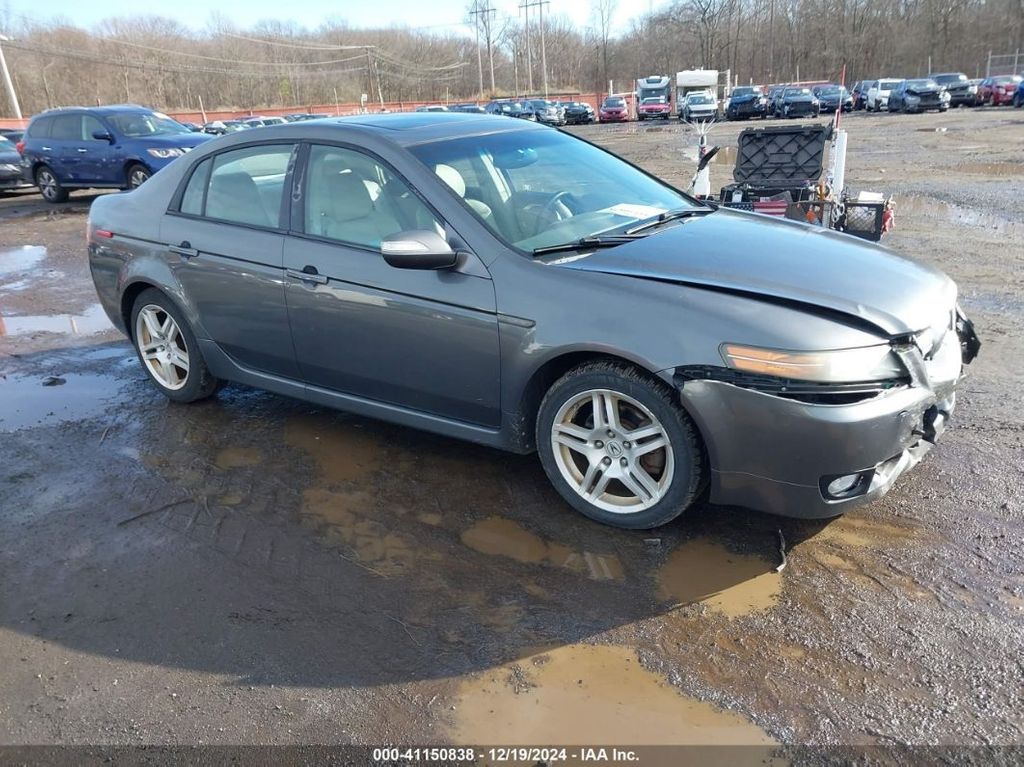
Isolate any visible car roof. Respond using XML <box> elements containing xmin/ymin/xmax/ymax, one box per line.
<box><xmin>34</xmin><ymin>103</ymin><xmax>156</xmax><ymax>117</ymax></box>
<box><xmin>204</xmin><ymin>112</ymin><xmax>544</xmax><ymax>149</ymax></box>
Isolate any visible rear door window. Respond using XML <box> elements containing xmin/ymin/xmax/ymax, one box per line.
<box><xmin>49</xmin><ymin>115</ymin><xmax>81</xmax><ymax>141</ymax></box>
<box><xmin>186</xmin><ymin>144</ymin><xmax>295</xmax><ymax>229</ymax></box>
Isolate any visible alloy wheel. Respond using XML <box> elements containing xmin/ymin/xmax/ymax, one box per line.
<box><xmin>38</xmin><ymin>170</ymin><xmax>58</xmax><ymax>201</ymax></box>
<box><xmin>135</xmin><ymin>304</ymin><xmax>189</xmax><ymax>390</ymax></box>
<box><xmin>129</xmin><ymin>167</ymin><xmax>151</xmax><ymax>189</ymax></box>
<box><xmin>550</xmin><ymin>388</ymin><xmax>674</xmax><ymax>514</ymax></box>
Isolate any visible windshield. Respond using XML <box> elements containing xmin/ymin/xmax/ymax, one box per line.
<box><xmin>732</xmin><ymin>87</ymin><xmax>760</xmax><ymax>96</ymax></box>
<box><xmin>879</xmin><ymin>80</ymin><xmax>900</xmax><ymax>89</ymax></box>
<box><xmin>935</xmin><ymin>74</ymin><xmax>967</xmax><ymax>84</ymax></box>
<box><xmin>603</xmin><ymin>98</ymin><xmax>624</xmax><ymax>107</ymax></box>
<box><xmin>687</xmin><ymin>95</ymin><xmax>712</xmax><ymax>104</ymax></box>
<box><xmin>993</xmin><ymin>75</ymin><xmax>1020</xmax><ymax>84</ymax></box>
<box><xmin>642</xmin><ymin>97</ymin><xmax>666</xmax><ymax>104</ymax></box>
<box><xmin>785</xmin><ymin>88</ymin><xmax>811</xmax><ymax>96</ymax></box>
<box><xmin>0</xmin><ymin>135</ymin><xmax>11</xmax><ymax>148</ymax></box>
<box><xmin>818</xmin><ymin>85</ymin><xmax>841</xmax><ymax>94</ymax></box>
<box><xmin>907</xmin><ymin>79</ymin><xmax>937</xmax><ymax>88</ymax></box>
<box><xmin>106</xmin><ymin>112</ymin><xmax>191</xmax><ymax>137</ymax></box>
<box><xmin>409</xmin><ymin>128</ymin><xmax>697</xmax><ymax>253</ymax></box>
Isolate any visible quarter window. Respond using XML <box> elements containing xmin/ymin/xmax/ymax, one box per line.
<box><xmin>304</xmin><ymin>144</ymin><xmax>441</xmax><ymax>249</ymax></box>
<box><xmin>182</xmin><ymin>144</ymin><xmax>295</xmax><ymax>228</ymax></box>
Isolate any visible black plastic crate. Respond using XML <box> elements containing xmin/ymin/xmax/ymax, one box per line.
<box><xmin>839</xmin><ymin>201</ymin><xmax>886</xmax><ymax>242</ymax></box>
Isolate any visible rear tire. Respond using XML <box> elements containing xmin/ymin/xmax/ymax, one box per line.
<box><xmin>536</xmin><ymin>361</ymin><xmax>704</xmax><ymax>529</ymax></box>
<box><xmin>130</xmin><ymin>288</ymin><xmax>221</xmax><ymax>403</ymax></box>
<box><xmin>35</xmin><ymin>165</ymin><xmax>68</xmax><ymax>203</ymax></box>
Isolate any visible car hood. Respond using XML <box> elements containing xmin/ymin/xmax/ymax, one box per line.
<box><xmin>785</xmin><ymin>95</ymin><xmax>816</xmax><ymax>103</ymax></box>
<box><xmin>555</xmin><ymin>209</ymin><xmax>955</xmax><ymax>336</ymax></box>
<box><xmin>0</xmin><ymin>147</ymin><xmax>20</xmax><ymax>164</ymax></box>
<box><xmin>906</xmin><ymin>85</ymin><xmax>941</xmax><ymax>96</ymax></box>
<box><xmin>131</xmin><ymin>133</ymin><xmax>213</xmax><ymax>149</ymax></box>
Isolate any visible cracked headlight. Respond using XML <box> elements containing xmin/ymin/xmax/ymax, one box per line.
<box><xmin>720</xmin><ymin>343</ymin><xmax>906</xmax><ymax>383</ymax></box>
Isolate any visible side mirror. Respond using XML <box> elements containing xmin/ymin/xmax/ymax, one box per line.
<box><xmin>381</xmin><ymin>230</ymin><xmax>458</xmax><ymax>270</ymax></box>
<box><xmin>92</xmin><ymin>131</ymin><xmax>114</xmax><ymax>143</ymax></box>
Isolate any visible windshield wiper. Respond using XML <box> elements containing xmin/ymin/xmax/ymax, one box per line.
<box><xmin>532</xmin><ymin>234</ymin><xmax>644</xmax><ymax>257</ymax></box>
<box><xmin>625</xmin><ymin>207</ymin><xmax>714</xmax><ymax>235</ymax></box>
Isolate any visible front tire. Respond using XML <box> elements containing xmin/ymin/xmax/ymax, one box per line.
<box><xmin>35</xmin><ymin>165</ymin><xmax>68</xmax><ymax>203</ymax></box>
<box><xmin>536</xmin><ymin>362</ymin><xmax>704</xmax><ymax>529</ymax></box>
<box><xmin>131</xmin><ymin>288</ymin><xmax>220</xmax><ymax>403</ymax></box>
<box><xmin>126</xmin><ymin>163</ymin><xmax>151</xmax><ymax>190</ymax></box>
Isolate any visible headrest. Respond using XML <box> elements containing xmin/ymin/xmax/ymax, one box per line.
<box><xmin>324</xmin><ymin>171</ymin><xmax>373</xmax><ymax>221</ymax></box>
<box><xmin>434</xmin><ymin>163</ymin><xmax>465</xmax><ymax>197</ymax></box>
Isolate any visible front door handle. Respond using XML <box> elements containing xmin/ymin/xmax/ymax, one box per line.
<box><xmin>286</xmin><ymin>266</ymin><xmax>328</xmax><ymax>285</ymax></box>
<box><xmin>77</xmin><ymin>148</ymin><xmax>89</xmax><ymax>153</ymax></box>
<box><xmin>169</xmin><ymin>241</ymin><xmax>198</xmax><ymax>259</ymax></box>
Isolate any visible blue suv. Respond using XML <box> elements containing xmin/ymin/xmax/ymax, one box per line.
<box><xmin>20</xmin><ymin>104</ymin><xmax>211</xmax><ymax>203</ymax></box>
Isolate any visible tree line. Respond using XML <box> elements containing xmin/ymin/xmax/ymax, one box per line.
<box><xmin>0</xmin><ymin>0</ymin><xmax>1020</xmax><ymax>117</ymax></box>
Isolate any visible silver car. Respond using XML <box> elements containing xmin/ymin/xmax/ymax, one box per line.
<box><xmin>86</xmin><ymin>112</ymin><xmax>979</xmax><ymax>529</ymax></box>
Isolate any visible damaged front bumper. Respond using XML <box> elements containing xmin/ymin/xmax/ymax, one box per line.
<box><xmin>671</xmin><ymin>311</ymin><xmax>980</xmax><ymax>519</ymax></box>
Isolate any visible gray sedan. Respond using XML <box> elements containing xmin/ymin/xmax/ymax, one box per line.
<box><xmin>86</xmin><ymin>113</ymin><xmax>979</xmax><ymax>529</ymax></box>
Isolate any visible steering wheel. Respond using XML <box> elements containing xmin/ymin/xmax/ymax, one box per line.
<box><xmin>539</xmin><ymin>191</ymin><xmax>575</xmax><ymax>224</ymax></box>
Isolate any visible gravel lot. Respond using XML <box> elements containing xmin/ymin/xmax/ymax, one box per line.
<box><xmin>0</xmin><ymin>107</ymin><xmax>1022</xmax><ymax>750</ymax></box>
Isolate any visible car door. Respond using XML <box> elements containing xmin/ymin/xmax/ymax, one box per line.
<box><xmin>160</xmin><ymin>142</ymin><xmax>300</xmax><ymax>379</ymax></box>
<box><xmin>283</xmin><ymin>143</ymin><xmax>501</xmax><ymax>427</ymax></box>
<box><xmin>47</xmin><ymin>113</ymin><xmax>82</xmax><ymax>182</ymax></box>
<box><xmin>71</xmin><ymin>114</ymin><xmax>117</xmax><ymax>185</ymax></box>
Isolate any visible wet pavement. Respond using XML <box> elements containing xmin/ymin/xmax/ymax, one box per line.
<box><xmin>0</xmin><ymin>108</ymin><xmax>1022</xmax><ymax>748</ymax></box>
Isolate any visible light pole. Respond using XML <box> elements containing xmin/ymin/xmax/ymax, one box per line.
<box><xmin>0</xmin><ymin>33</ymin><xmax>22</xmax><ymax>120</ymax></box>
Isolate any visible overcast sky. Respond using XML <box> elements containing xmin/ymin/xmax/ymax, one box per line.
<box><xmin>2</xmin><ymin>0</ymin><xmax>663</xmax><ymax>37</ymax></box>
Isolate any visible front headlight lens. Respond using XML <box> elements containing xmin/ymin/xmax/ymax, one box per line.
<box><xmin>147</xmin><ymin>148</ymin><xmax>185</xmax><ymax>159</ymax></box>
<box><xmin>720</xmin><ymin>343</ymin><xmax>906</xmax><ymax>382</ymax></box>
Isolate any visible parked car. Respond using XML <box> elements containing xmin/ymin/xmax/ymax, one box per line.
<box><xmin>775</xmin><ymin>87</ymin><xmax>820</xmax><ymax>118</ymax></box>
<box><xmin>179</xmin><ymin>122</ymin><xmax>203</xmax><ymax>132</ymax></box>
<box><xmin>19</xmin><ymin>104</ymin><xmax>212</xmax><ymax>203</ymax></box>
<box><xmin>203</xmin><ymin>120</ymin><xmax>251</xmax><ymax>135</ymax></box>
<box><xmin>244</xmin><ymin>116</ymin><xmax>289</xmax><ymax>127</ymax></box>
<box><xmin>725</xmin><ymin>86</ymin><xmax>768</xmax><ymax>120</ymax></box>
<box><xmin>866</xmin><ymin>78</ymin><xmax>901</xmax><ymax>111</ymax></box>
<box><xmin>929</xmin><ymin>72</ymin><xmax>975</xmax><ymax>108</ymax></box>
<box><xmin>415</xmin><ymin>105</ymin><xmax>449</xmax><ymax>113</ymax></box>
<box><xmin>451</xmin><ymin>103</ymin><xmax>487</xmax><ymax>114</ymax></box>
<box><xmin>968</xmin><ymin>78</ymin><xmax>985</xmax><ymax>104</ymax></box>
<box><xmin>637</xmin><ymin>96</ymin><xmax>671</xmax><ymax>120</ymax></box>
<box><xmin>850</xmin><ymin>80</ymin><xmax>869</xmax><ymax>110</ymax></box>
<box><xmin>485</xmin><ymin>100</ymin><xmax>532</xmax><ymax>119</ymax></box>
<box><xmin>679</xmin><ymin>91</ymin><xmax>718</xmax><ymax>121</ymax></box>
<box><xmin>0</xmin><ymin>134</ymin><xmax>32</xmax><ymax>192</ymax></box>
<box><xmin>558</xmin><ymin>101</ymin><xmax>594</xmax><ymax>125</ymax></box>
<box><xmin>528</xmin><ymin>99</ymin><xmax>566</xmax><ymax>126</ymax></box>
<box><xmin>85</xmin><ymin>112</ymin><xmax>979</xmax><ymax>529</ymax></box>
<box><xmin>764</xmin><ymin>86</ymin><xmax>786</xmax><ymax>117</ymax></box>
<box><xmin>977</xmin><ymin>75</ymin><xmax>1022</xmax><ymax>106</ymax></box>
<box><xmin>888</xmin><ymin>79</ymin><xmax>949</xmax><ymax>113</ymax></box>
<box><xmin>0</xmin><ymin>127</ymin><xmax>23</xmax><ymax>143</ymax></box>
<box><xmin>812</xmin><ymin>84</ymin><xmax>853</xmax><ymax>112</ymax></box>
<box><xmin>598</xmin><ymin>96</ymin><xmax>629</xmax><ymax>122</ymax></box>
<box><xmin>1015</xmin><ymin>78</ymin><xmax>1024</xmax><ymax>108</ymax></box>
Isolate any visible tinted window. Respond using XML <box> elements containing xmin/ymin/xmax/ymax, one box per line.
<box><xmin>50</xmin><ymin>115</ymin><xmax>81</xmax><ymax>141</ymax></box>
<box><xmin>305</xmin><ymin>144</ymin><xmax>440</xmax><ymax>249</ymax></box>
<box><xmin>106</xmin><ymin>111</ymin><xmax>191</xmax><ymax>137</ymax></box>
<box><xmin>179</xmin><ymin>157</ymin><xmax>212</xmax><ymax>216</ymax></box>
<box><xmin>27</xmin><ymin>116</ymin><xmax>54</xmax><ymax>139</ymax></box>
<box><xmin>203</xmin><ymin>144</ymin><xmax>295</xmax><ymax>228</ymax></box>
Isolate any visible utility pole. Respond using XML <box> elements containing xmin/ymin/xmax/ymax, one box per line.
<box><xmin>520</xmin><ymin>1</ymin><xmax>533</xmax><ymax>94</ymax></box>
<box><xmin>520</xmin><ymin>0</ymin><xmax>549</xmax><ymax>97</ymax></box>
<box><xmin>0</xmin><ymin>33</ymin><xmax>22</xmax><ymax>120</ymax></box>
<box><xmin>469</xmin><ymin>2</ymin><xmax>497</xmax><ymax>95</ymax></box>
<box><xmin>471</xmin><ymin>1</ymin><xmax>484</xmax><ymax>96</ymax></box>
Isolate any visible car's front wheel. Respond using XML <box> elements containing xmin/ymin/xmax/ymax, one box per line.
<box><xmin>35</xmin><ymin>165</ymin><xmax>68</xmax><ymax>203</ymax></box>
<box><xmin>131</xmin><ymin>288</ymin><xmax>220</xmax><ymax>403</ymax></box>
<box><xmin>536</xmin><ymin>362</ymin><xmax>704</xmax><ymax>529</ymax></box>
<box><xmin>126</xmin><ymin>163</ymin><xmax>151</xmax><ymax>190</ymax></box>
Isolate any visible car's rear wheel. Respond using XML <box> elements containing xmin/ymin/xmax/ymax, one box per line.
<box><xmin>131</xmin><ymin>288</ymin><xmax>220</xmax><ymax>403</ymax></box>
<box><xmin>126</xmin><ymin>163</ymin><xmax>151</xmax><ymax>190</ymax></box>
<box><xmin>35</xmin><ymin>165</ymin><xmax>68</xmax><ymax>203</ymax></box>
<box><xmin>536</xmin><ymin>362</ymin><xmax>704</xmax><ymax>529</ymax></box>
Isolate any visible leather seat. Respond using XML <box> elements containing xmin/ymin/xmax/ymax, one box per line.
<box><xmin>206</xmin><ymin>171</ymin><xmax>271</xmax><ymax>227</ymax></box>
<box><xmin>434</xmin><ymin>164</ymin><xmax>493</xmax><ymax>222</ymax></box>
<box><xmin>314</xmin><ymin>169</ymin><xmax>401</xmax><ymax>247</ymax></box>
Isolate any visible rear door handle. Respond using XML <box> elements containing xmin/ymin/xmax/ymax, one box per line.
<box><xmin>77</xmin><ymin>148</ymin><xmax>89</xmax><ymax>153</ymax></box>
<box><xmin>286</xmin><ymin>267</ymin><xmax>328</xmax><ymax>285</ymax></box>
<box><xmin>169</xmin><ymin>241</ymin><xmax>198</xmax><ymax>259</ymax></box>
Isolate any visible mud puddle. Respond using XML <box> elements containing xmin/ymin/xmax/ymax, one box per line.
<box><xmin>461</xmin><ymin>516</ymin><xmax>624</xmax><ymax>581</ymax></box>
<box><xmin>0</xmin><ymin>245</ymin><xmax>47</xmax><ymax>277</ymax></box>
<box><xmin>0</xmin><ymin>304</ymin><xmax>114</xmax><ymax>337</ymax></box>
<box><xmin>448</xmin><ymin>644</ymin><xmax>775</xmax><ymax>749</ymax></box>
<box><xmin>656</xmin><ymin>538</ymin><xmax>781</xmax><ymax>618</ymax></box>
<box><xmin>284</xmin><ymin>415</ymin><xmax>387</xmax><ymax>485</ymax></box>
<box><xmin>0</xmin><ymin>371</ymin><xmax>123</xmax><ymax>431</ymax></box>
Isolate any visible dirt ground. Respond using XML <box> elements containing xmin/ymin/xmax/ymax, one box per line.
<box><xmin>0</xmin><ymin>107</ymin><xmax>1022</xmax><ymax>752</ymax></box>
